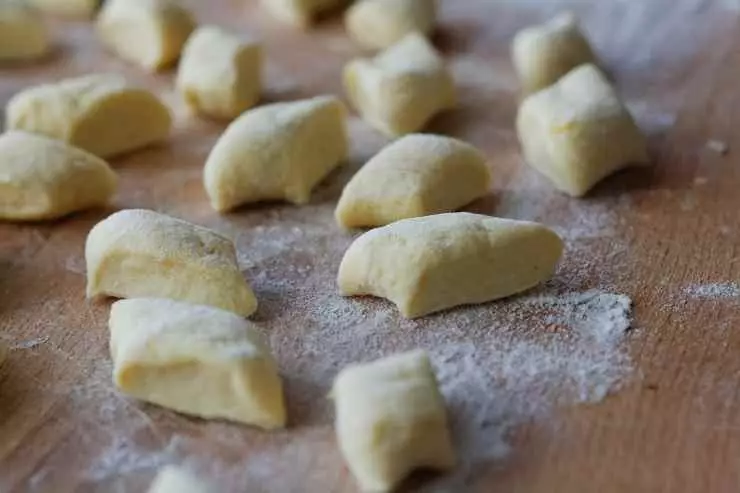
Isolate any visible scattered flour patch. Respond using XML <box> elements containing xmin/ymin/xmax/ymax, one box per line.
<box><xmin>684</xmin><ymin>283</ymin><xmax>740</xmax><ymax>299</ymax></box>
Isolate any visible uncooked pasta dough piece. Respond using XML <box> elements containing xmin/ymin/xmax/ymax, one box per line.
<box><xmin>343</xmin><ymin>33</ymin><xmax>455</xmax><ymax>137</ymax></box>
<box><xmin>110</xmin><ymin>298</ymin><xmax>286</xmax><ymax>429</ymax></box>
<box><xmin>176</xmin><ymin>25</ymin><xmax>261</xmax><ymax>120</ymax></box>
<box><xmin>86</xmin><ymin>209</ymin><xmax>257</xmax><ymax>317</ymax></box>
<box><xmin>29</xmin><ymin>0</ymin><xmax>99</xmax><ymax>17</ymax></box>
<box><xmin>345</xmin><ymin>0</ymin><xmax>436</xmax><ymax>50</ymax></box>
<box><xmin>148</xmin><ymin>466</ymin><xmax>211</xmax><ymax>493</ymax></box>
<box><xmin>204</xmin><ymin>95</ymin><xmax>348</xmax><ymax>211</ymax></box>
<box><xmin>512</xmin><ymin>12</ymin><xmax>597</xmax><ymax>93</ymax></box>
<box><xmin>0</xmin><ymin>131</ymin><xmax>117</xmax><ymax>221</ymax></box>
<box><xmin>5</xmin><ymin>73</ymin><xmax>172</xmax><ymax>159</ymax></box>
<box><xmin>0</xmin><ymin>1</ymin><xmax>49</xmax><ymax>61</ymax></box>
<box><xmin>338</xmin><ymin>212</ymin><xmax>563</xmax><ymax>318</ymax></box>
<box><xmin>333</xmin><ymin>350</ymin><xmax>455</xmax><ymax>492</ymax></box>
<box><xmin>517</xmin><ymin>64</ymin><xmax>649</xmax><ymax>197</ymax></box>
<box><xmin>336</xmin><ymin>134</ymin><xmax>490</xmax><ymax>228</ymax></box>
<box><xmin>96</xmin><ymin>0</ymin><xmax>195</xmax><ymax>71</ymax></box>
<box><xmin>262</xmin><ymin>0</ymin><xmax>345</xmax><ymax>27</ymax></box>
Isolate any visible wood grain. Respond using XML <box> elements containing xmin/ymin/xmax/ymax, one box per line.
<box><xmin>2</xmin><ymin>0</ymin><xmax>740</xmax><ymax>492</ymax></box>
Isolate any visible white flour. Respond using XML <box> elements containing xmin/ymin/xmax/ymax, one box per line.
<box><xmin>684</xmin><ymin>283</ymin><xmax>740</xmax><ymax>299</ymax></box>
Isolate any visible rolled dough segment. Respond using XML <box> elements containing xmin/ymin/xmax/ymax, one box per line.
<box><xmin>338</xmin><ymin>212</ymin><xmax>564</xmax><ymax>318</ymax></box>
<box><xmin>110</xmin><ymin>298</ymin><xmax>286</xmax><ymax>429</ymax></box>
<box><xmin>5</xmin><ymin>73</ymin><xmax>172</xmax><ymax>159</ymax></box>
<box><xmin>0</xmin><ymin>131</ymin><xmax>117</xmax><ymax>221</ymax></box>
<box><xmin>333</xmin><ymin>349</ymin><xmax>455</xmax><ymax>491</ymax></box>
<box><xmin>148</xmin><ymin>466</ymin><xmax>211</xmax><ymax>493</ymax></box>
<box><xmin>86</xmin><ymin>209</ymin><xmax>258</xmax><ymax>317</ymax></box>
<box><xmin>345</xmin><ymin>0</ymin><xmax>436</xmax><ymax>50</ymax></box>
<box><xmin>516</xmin><ymin>63</ymin><xmax>649</xmax><ymax>197</ymax></box>
<box><xmin>262</xmin><ymin>0</ymin><xmax>346</xmax><ymax>27</ymax></box>
<box><xmin>0</xmin><ymin>1</ymin><xmax>49</xmax><ymax>62</ymax></box>
<box><xmin>29</xmin><ymin>0</ymin><xmax>100</xmax><ymax>17</ymax></box>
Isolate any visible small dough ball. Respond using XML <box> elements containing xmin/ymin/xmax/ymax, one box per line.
<box><xmin>336</xmin><ymin>134</ymin><xmax>490</xmax><ymax>228</ymax></box>
<box><xmin>86</xmin><ymin>209</ymin><xmax>257</xmax><ymax>317</ymax></box>
<box><xmin>516</xmin><ymin>64</ymin><xmax>649</xmax><ymax>197</ymax></box>
<box><xmin>512</xmin><ymin>12</ymin><xmax>597</xmax><ymax>94</ymax></box>
<box><xmin>338</xmin><ymin>212</ymin><xmax>563</xmax><ymax>318</ymax></box>
<box><xmin>148</xmin><ymin>466</ymin><xmax>211</xmax><ymax>493</ymax></box>
<box><xmin>176</xmin><ymin>25</ymin><xmax>261</xmax><ymax>120</ymax></box>
<box><xmin>96</xmin><ymin>0</ymin><xmax>196</xmax><ymax>71</ymax></box>
<box><xmin>344</xmin><ymin>33</ymin><xmax>454</xmax><ymax>137</ymax></box>
<box><xmin>345</xmin><ymin>0</ymin><xmax>436</xmax><ymax>50</ymax></box>
<box><xmin>204</xmin><ymin>95</ymin><xmax>348</xmax><ymax>211</ymax></box>
<box><xmin>28</xmin><ymin>0</ymin><xmax>99</xmax><ymax>17</ymax></box>
<box><xmin>5</xmin><ymin>73</ymin><xmax>172</xmax><ymax>159</ymax></box>
<box><xmin>262</xmin><ymin>0</ymin><xmax>345</xmax><ymax>27</ymax></box>
<box><xmin>110</xmin><ymin>298</ymin><xmax>286</xmax><ymax>429</ymax></box>
<box><xmin>0</xmin><ymin>131</ymin><xmax>117</xmax><ymax>221</ymax></box>
<box><xmin>0</xmin><ymin>1</ymin><xmax>49</xmax><ymax>62</ymax></box>
<box><xmin>333</xmin><ymin>349</ymin><xmax>455</xmax><ymax>492</ymax></box>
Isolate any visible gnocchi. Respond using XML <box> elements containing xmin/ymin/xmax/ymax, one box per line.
<box><xmin>0</xmin><ymin>1</ymin><xmax>49</xmax><ymax>62</ymax></box>
<box><xmin>262</xmin><ymin>0</ymin><xmax>345</xmax><ymax>27</ymax></box>
<box><xmin>29</xmin><ymin>0</ymin><xmax>99</xmax><ymax>17</ymax></box>
<box><xmin>345</xmin><ymin>0</ymin><xmax>436</xmax><ymax>50</ymax></box>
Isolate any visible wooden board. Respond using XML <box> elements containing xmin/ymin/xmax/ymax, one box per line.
<box><xmin>3</xmin><ymin>0</ymin><xmax>740</xmax><ymax>491</ymax></box>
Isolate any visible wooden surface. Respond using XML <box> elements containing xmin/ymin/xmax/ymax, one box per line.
<box><xmin>3</xmin><ymin>1</ymin><xmax>740</xmax><ymax>492</ymax></box>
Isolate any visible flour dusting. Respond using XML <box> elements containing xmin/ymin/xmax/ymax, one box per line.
<box><xmin>684</xmin><ymin>283</ymin><xmax>740</xmax><ymax>299</ymax></box>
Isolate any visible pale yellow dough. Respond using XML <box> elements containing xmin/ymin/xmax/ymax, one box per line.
<box><xmin>338</xmin><ymin>212</ymin><xmax>563</xmax><ymax>318</ymax></box>
<box><xmin>29</xmin><ymin>0</ymin><xmax>99</xmax><ymax>17</ymax></box>
<box><xmin>333</xmin><ymin>349</ymin><xmax>455</xmax><ymax>492</ymax></box>
<box><xmin>148</xmin><ymin>466</ymin><xmax>211</xmax><ymax>493</ymax></box>
<box><xmin>5</xmin><ymin>73</ymin><xmax>172</xmax><ymax>159</ymax></box>
<box><xmin>336</xmin><ymin>134</ymin><xmax>490</xmax><ymax>228</ymax></box>
<box><xmin>86</xmin><ymin>209</ymin><xmax>257</xmax><ymax>317</ymax></box>
<box><xmin>262</xmin><ymin>0</ymin><xmax>345</xmax><ymax>27</ymax></box>
<box><xmin>344</xmin><ymin>33</ymin><xmax>455</xmax><ymax>137</ymax></box>
<box><xmin>96</xmin><ymin>0</ymin><xmax>195</xmax><ymax>71</ymax></box>
<box><xmin>0</xmin><ymin>1</ymin><xmax>49</xmax><ymax>62</ymax></box>
<box><xmin>204</xmin><ymin>95</ymin><xmax>348</xmax><ymax>211</ymax></box>
<box><xmin>345</xmin><ymin>0</ymin><xmax>436</xmax><ymax>50</ymax></box>
<box><xmin>512</xmin><ymin>12</ymin><xmax>597</xmax><ymax>94</ymax></box>
<box><xmin>516</xmin><ymin>64</ymin><xmax>649</xmax><ymax>197</ymax></box>
<box><xmin>110</xmin><ymin>298</ymin><xmax>286</xmax><ymax>429</ymax></box>
<box><xmin>176</xmin><ymin>25</ymin><xmax>262</xmax><ymax>120</ymax></box>
<box><xmin>0</xmin><ymin>131</ymin><xmax>117</xmax><ymax>221</ymax></box>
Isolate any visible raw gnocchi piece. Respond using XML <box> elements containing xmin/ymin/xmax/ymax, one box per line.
<box><xmin>343</xmin><ymin>33</ymin><xmax>455</xmax><ymax>137</ymax></box>
<box><xmin>96</xmin><ymin>0</ymin><xmax>195</xmax><ymax>71</ymax></box>
<box><xmin>333</xmin><ymin>349</ymin><xmax>455</xmax><ymax>492</ymax></box>
<box><xmin>345</xmin><ymin>0</ymin><xmax>436</xmax><ymax>50</ymax></box>
<box><xmin>516</xmin><ymin>64</ymin><xmax>649</xmax><ymax>197</ymax></box>
<box><xmin>29</xmin><ymin>0</ymin><xmax>99</xmax><ymax>17</ymax></box>
<box><xmin>512</xmin><ymin>12</ymin><xmax>597</xmax><ymax>94</ymax></box>
<box><xmin>0</xmin><ymin>1</ymin><xmax>49</xmax><ymax>62</ymax></box>
<box><xmin>148</xmin><ymin>466</ymin><xmax>211</xmax><ymax>493</ymax></box>
<box><xmin>204</xmin><ymin>96</ymin><xmax>348</xmax><ymax>211</ymax></box>
<box><xmin>262</xmin><ymin>0</ymin><xmax>345</xmax><ymax>27</ymax></box>
<box><xmin>336</xmin><ymin>134</ymin><xmax>490</xmax><ymax>228</ymax></box>
<box><xmin>5</xmin><ymin>73</ymin><xmax>172</xmax><ymax>159</ymax></box>
<box><xmin>86</xmin><ymin>209</ymin><xmax>257</xmax><ymax>317</ymax></box>
<box><xmin>0</xmin><ymin>131</ymin><xmax>117</xmax><ymax>221</ymax></box>
<box><xmin>176</xmin><ymin>25</ymin><xmax>261</xmax><ymax>120</ymax></box>
<box><xmin>110</xmin><ymin>298</ymin><xmax>286</xmax><ymax>429</ymax></box>
<box><xmin>338</xmin><ymin>212</ymin><xmax>563</xmax><ymax>318</ymax></box>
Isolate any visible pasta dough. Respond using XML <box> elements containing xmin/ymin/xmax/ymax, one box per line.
<box><xmin>336</xmin><ymin>134</ymin><xmax>490</xmax><ymax>228</ymax></box>
<box><xmin>0</xmin><ymin>131</ymin><xmax>117</xmax><ymax>221</ymax></box>
<box><xmin>86</xmin><ymin>209</ymin><xmax>257</xmax><ymax>317</ymax></box>
<box><xmin>204</xmin><ymin>95</ymin><xmax>348</xmax><ymax>211</ymax></box>
<box><xmin>29</xmin><ymin>0</ymin><xmax>99</xmax><ymax>17</ymax></box>
<box><xmin>512</xmin><ymin>12</ymin><xmax>597</xmax><ymax>93</ymax></box>
<box><xmin>176</xmin><ymin>25</ymin><xmax>262</xmax><ymax>120</ymax></box>
<box><xmin>97</xmin><ymin>0</ymin><xmax>195</xmax><ymax>71</ymax></box>
<box><xmin>148</xmin><ymin>466</ymin><xmax>210</xmax><ymax>493</ymax></box>
<box><xmin>343</xmin><ymin>33</ymin><xmax>455</xmax><ymax>137</ymax></box>
<box><xmin>0</xmin><ymin>1</ymin><xmax>49</xmax><ymax>61</ymax></box>
<box><xmin>516</xmin><ymin>64</ymin><xmax>649</xmax><ymax>197</ymax></box>
<box><xmin>262</xmin><ymin>0</ymin><xmax>345</xmax><ymax>27</ymax></box>
<box><xmin>338</xmin><ymin>212</ymin><xmax>563</xmax><ymax>318</ymax></box>
<box><xmin>110</xmin><ymin>298</ymin><xmax>286</xmax><ymax>429</ymax></box>
<box><xmin>5</xmin><ymin>73</ymin><xmax>172</xmax><ymax>159</ymax></box>
<box><xmin>333</xmin><ymin>350</ymin><xmax>455</xmax><ymax>492</ymax></box>
<box><xmin>345</xmin><ymin>0</ymin><xmax>436</xmax><ymax>50</ymax></box>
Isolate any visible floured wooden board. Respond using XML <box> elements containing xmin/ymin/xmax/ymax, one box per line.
<box><xmin>2</xmin><ymin>1</ymin><xmax>740</xmax><ymax>492</ymax></box>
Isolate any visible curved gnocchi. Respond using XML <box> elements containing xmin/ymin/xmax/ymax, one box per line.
<box><xmin>335</xmin><ymin>134</ymin><xmax>490</xmax><ymax>228</ymax></box>
<box><xmin>338</xmin><ymin>212</ymin><xmax>564</xmax><ymax>318</ymax></box>
<box><xmin>0</xmin><ymin>131</ymin><xmax>117</xmax><ymax>222</ymax></box>
<box><xmin>262</xmin><ymin>0</ymin><xmax>345</xmax><ymax>27</ymax></box>
<box><xmin>5</xmin><ymin>74</ymin><xmax>172</xmax><ymax>159</ymax></box>
<box><xmin>345</xmin><ymin>0</ymin><xmax>436</xmax><ymax>50</ymax></box>
<box><xmin>86</xmin><ymin>209</ymin><xmax>257</xmax><ymax>317</ymax></box>
<box><xmin>0</xmin><ymin>2</ymin><xmax>49</xmax><ymax>62</ymax></box>
<box><xmin>343</xmin><ymin>33</ymin><xmax>455</xmax><ymax>137</ymax></box>
<box><xmin>204</xmin><ymin>96</ymin><xmax>348</xmax><ymax>211</ymax></box>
